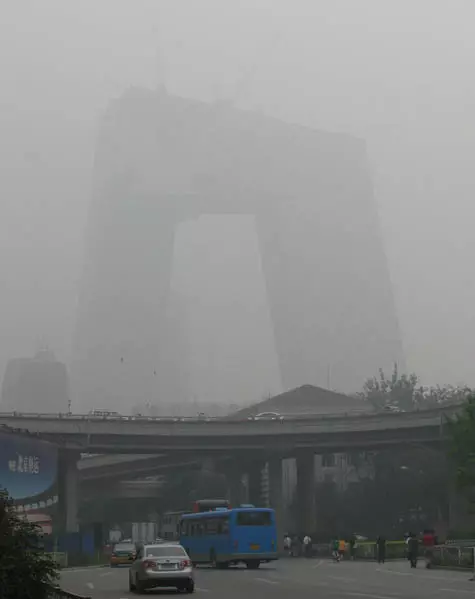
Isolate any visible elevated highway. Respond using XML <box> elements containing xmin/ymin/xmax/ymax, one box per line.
<box><xmin>78</xmin><ymin>453</ymin><xmax>199</xmax><ymax>481</ymax></box>
<box><xmin>0</xmin><ymin>405</ymin><xmax>460</xmax><ymax>455</ymax></box>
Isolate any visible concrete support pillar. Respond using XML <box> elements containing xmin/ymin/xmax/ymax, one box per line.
<box><xmin>268</xmin><ymin>457</ymin><xmax>284</xmax><ymax>550</ymax></box>
<box><xmin>247</xmin><ymin>462</ymin><xmax>263</xmax><ymax>506</ymax></box>
<box><xmin>228</xmin><ymin>473</ymin><xmax>244</xmax><ymax>508</ymax></box>
<box><xmin>296</xmin><ymin>452</ymin><xmax>315</xmax><ymax>534</ymax></box>
<box><xmin>59</xmin><ymin>451</ymin><xmax>79</xmax><ymax>533</ymax></box>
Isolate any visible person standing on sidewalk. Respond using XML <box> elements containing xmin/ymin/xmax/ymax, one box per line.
<box><xmin>349</xmin><ymin>535</ymin><xmax>357</xmax><ymax>561</ymax></box>
<box><xmin>303</xmin><ymin>534</ymin><xmax>312</xmax><ymax>558</ymax></box>
<box><xmin>376</xmin><ymin>536</ymin><xmax>386</xmax><ymax>564</ymax></box>
<box><xmin>408</xmin><ymin>533</ymin><xmax>419</xmax><ymax>568</ymax></box>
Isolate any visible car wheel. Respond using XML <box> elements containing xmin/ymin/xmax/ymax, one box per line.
<box><xmin>135</xmin><ymin>575</ymin><xmax>145</xmax><ymax>594</ymax></box>
<box><xmin>186</xmin><ymin>581</ymin><xmax>195</xmax><ymax>593</ymax></box>
<box><xmin>128</xmin><ymin>572</ymin><xmax>135</xmax><ymax>592</ymax></box>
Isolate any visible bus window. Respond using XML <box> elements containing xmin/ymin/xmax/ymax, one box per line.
<box><xmin>236</xmin><ymin>511</ymin><xmax>272</xmax><ymax>526</ymax></box>
<box><xmin>218</xmin><ymin>518</ymin><xmax>229</xmax><ymax>535</ymax></box>
<box><xmin>205</xmin><ymin>517</ymin><xmax>229</xmax><ymax>535</ymax></box>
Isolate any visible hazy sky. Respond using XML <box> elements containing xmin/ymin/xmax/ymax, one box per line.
<box><xmin>1</xmin><ymin>0</ymin><xmax>475</xmax><ymax>403</ymax></box>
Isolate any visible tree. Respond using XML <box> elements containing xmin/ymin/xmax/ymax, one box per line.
<box><xmin>414</xmin><ymin>384</ymin><xmax>472</xmax><ymax>410</ymax></box>
<box><xmin>360</xmin><ymin>364</ymin><xmax>471</xmax><ymax>411</ymax></box>
<box><xmin>0</xmin><ymin>488</ymin><xmax>58</xmax><ymax>599</ymax></box>
<box><xmin>360</xmin><ymin>363</ymin><xmax>418</xmax><ymax>411</ymax></box>
<box><xmin>448</xmin><ymin>394</ymin><xmax>475</xmax><ymax>493</ymax></box>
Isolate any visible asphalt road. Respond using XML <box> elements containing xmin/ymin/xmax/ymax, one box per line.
<box><xmin>60</xmin><ymin>558</ymin><xmax>475</xmax><ymax>599</ymax></box>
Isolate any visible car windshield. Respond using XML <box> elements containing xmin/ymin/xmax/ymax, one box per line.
<box><xmin>145</xmin><ymin>546</ymin><xmax>187</xmax><ymax>558</ymax></box>
<box><xmin>114</xmin><ymin>544</ymin><xmax>135</xmax><ymax>552</ymax></box>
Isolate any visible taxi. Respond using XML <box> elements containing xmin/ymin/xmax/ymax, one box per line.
<box><xmin>110</xmin><ymin>541</ymin><xmax>137</xmax><ymax>567</ymax></box>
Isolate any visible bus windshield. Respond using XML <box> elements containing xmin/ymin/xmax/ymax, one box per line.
<box><xmin>236</xmin><ymin>510</ymin><xmax>272</xmax><ymax>526</ymax></box>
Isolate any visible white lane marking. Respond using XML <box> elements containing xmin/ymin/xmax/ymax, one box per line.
<box><xmin>439</xmin><ymin>590</ymin><xmax>474</xmax><ymax>595</ymax></box>
<box><xmin>254</xmin><ymin>577</ymin><xmax>280</xmax><ymax>585</ymax></box>
<box><xmin>86</xmin><ymin>582</ymin><xmax>94</xmax><ymax>590</ymax></box>
<box><xmin>328</xmin><ymin>575</ymin><xmax>357</xmax><ymax>582</ymax></box>
<box><xmin>100</xmin><ymin>571</ymin><xmax>112</xmax><ymax>577</ymax></box>
<box><xmin>312</xmin><ymin>559</ymin><xmax>324</xmax><ymax>569</ymax></box>
<box><xmin>376</xmin><ymin>568</ymin><xmax>411</xmax><ymax>576</ymax></box>
<box><xmin>377</xmin><ymin>568</ymin><xmax>475</xmax><ymax>583</ymax></box>
<box><xmin>196</xmin><ymin>588</ymin><xmax>210</xmax><ymax>593</ymax></box>
<box><xmin>346</xmin><ymin>593</ymin><xmax>398</xmax><ymax>599</ymax></box>
<box><xmin>61</xmin><ymin>568</ymin><xmax>107</xmax><ymax>574</ymax></box>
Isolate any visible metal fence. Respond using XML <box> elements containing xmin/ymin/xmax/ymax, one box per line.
<box><xmin>431</xmin><ymin>545</ymin><xmax>474</xmax><ymax>569</ymax></box>
<box><xmin>45</xmin><ymin>552</ymin><xmax>68</xmax><ymax>569</ymax></box>
<box><xmin>306</xmin><ymin>541</ymin><xmax>407</xmax><ymax>560</ymax></box>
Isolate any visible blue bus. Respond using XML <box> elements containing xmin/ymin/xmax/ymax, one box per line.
<box><xmin>179</xmin><ymin>507</ymin><xmax>278</xmax><ymax>569</ymax></box>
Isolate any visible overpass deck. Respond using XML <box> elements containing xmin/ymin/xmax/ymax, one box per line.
<box><xmin>0</xmin><ymin>406</ymin><xmax>460</xmax><ymax>455</ymax></box>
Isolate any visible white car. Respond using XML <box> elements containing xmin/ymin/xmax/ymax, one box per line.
<box><xmin>248</xmin><ymin>412</ymin><xmax>284</xmax><ymax>421</ymax></box>
<box><xmin>383</xmin><ymin>405</ymin><xmax>402</xmax><ymax>413</ymax></box>
<box><xmin>129</xmin><ymin>543</ymin><xmax>194</xmax><ymax>594</ymax></box>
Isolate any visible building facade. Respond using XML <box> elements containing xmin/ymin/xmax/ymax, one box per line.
<box><xmin>73</xmin><ymin>87</ymin><xmax>403</xmax><ymax>412</ymax></box>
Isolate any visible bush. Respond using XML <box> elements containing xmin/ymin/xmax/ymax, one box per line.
<box><xmin>0</xmin><ymin>488</ymin><xmax>59</xmax><ymax>599</ymax></box>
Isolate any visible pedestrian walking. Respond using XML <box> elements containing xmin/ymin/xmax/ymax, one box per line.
<box><xmin>349</xmin><ymin>535</ymin><xmax>357</xmax><ymax>561</ymax></box>
<box><xmin>422</xmin><ymin>529</ymin><xmax>436</xmax><ymax>569</ymax></box>
<box><xmin>303</xmin><ymin>534</ymin><xmax>312</xmax><ymax>557</ymax></box>
<box><xmin>408</xmin><ymin>533</ymin><xmax>419</xmax><ymax>568</ymax></box>
<box><xmin>284</xmin><ymin>534</ymin><xmax>292</xmax><ymax>556</ymax></box>
<box><xmin>331</xmin><ymin>538</ymin><xmax>341</xmax><ymax>561</ymax></box>
<box><xmin>376</xmin><ymin>535</ymin><xmax>386</xmax><ymax>564</ymax></box>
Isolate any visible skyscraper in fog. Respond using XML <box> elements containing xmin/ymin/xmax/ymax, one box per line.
<box><xmin>1</xmin><ymin>349</ymin><xmax>69</xmax><ymax>413</ymax></box>
<box><xmin>72</xmin><ymin>87</ymin><xmax>403</xmax><ymax>412</ymax></box>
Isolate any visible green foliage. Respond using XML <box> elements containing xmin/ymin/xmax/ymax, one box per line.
<box><xmin>360</xmin><ymin>364</ymin><xmax>471</xmax><ymax>411</ymax></box>
<box><xmin>0</xmin><ymin>488</ymin><xmax>59</xmax><ymax>599</ymax></box>
<box><xmin>360</xmin><ymin>363</ymin><xmax>418</xmax><ymax>411</ymax></box>
<box><xmin>448</xmin><ymin>394</ymin><xmax>475</xmax><ymax>492</ymax></box>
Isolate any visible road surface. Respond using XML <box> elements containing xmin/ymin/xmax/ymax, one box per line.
<box><xmin>60</xmin><ymin>558</ymin><xmax>475</xmax><ymax>598</ymax></box>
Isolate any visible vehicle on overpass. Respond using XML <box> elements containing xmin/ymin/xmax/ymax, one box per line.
<box><xmin>129</xmin><ymin>542</ymin><xmax>194</xmax><ymax>594</ymax></box>
<box><xmin>88</xmin><ymin>408</ymin><xmax>120</xmax><ymax>417</ymax></box>
<box><xmin>179</xmin><ymin>507</ymin><xmax>278</xmax><ymax>569</ymax></box>
<box><xmin>248</xmin><ymin>412</ymin><xmax>284</xmax><ymax>421</ymax></box>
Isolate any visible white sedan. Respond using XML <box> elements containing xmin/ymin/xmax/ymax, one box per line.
<box><xmin>248</xmin><ymin>412</ymin><xmax>284</xmax><ymax>421</ymax></box>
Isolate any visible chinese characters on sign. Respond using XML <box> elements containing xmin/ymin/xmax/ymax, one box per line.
<box><xmin>8</xmin><ymin>454</ymin><xmax>40</xmax><ymax>474</ymax></box>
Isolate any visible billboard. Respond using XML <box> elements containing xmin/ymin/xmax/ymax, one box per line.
<box><xmin>0</xmin><ymin>430</ymin><xmax>58</xmax><ymax>533</ymax></box>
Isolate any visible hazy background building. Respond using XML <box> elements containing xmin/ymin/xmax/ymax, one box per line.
<box><xmin>1</xmin><ymin>349</ymin><xmax>69</xmax><ymax>413</ymax></box>
<box><xmin>72</xmin><ymin>87</ymin><xmax>402</xmax><ymax>412</ymax></box>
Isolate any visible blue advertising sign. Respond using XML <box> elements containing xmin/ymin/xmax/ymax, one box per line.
<box><xmin>0</xmin><ymin>430</ymin><xmax>58</xmax><ymax>501</ymax></box>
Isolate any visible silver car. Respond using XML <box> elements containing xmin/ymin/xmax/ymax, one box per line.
<box><xmin>128</xmin><ymin>543</ymin><xmax>194</xmax><ymax>594</ymax></box>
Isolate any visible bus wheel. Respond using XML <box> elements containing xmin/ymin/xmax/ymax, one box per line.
<box><xmin>217</xmin><ymin>561</ymin><xmax>228</xmax><ymax>569</ymax></box>
<box><xmin>210</xmin><ymin>549</ymin><xmax>218</xmax><ymax>568</ymax></box>
<box><xmin>245</xmin><ymin>561</ymin><xmax>260</xmax><ymax>570</ymax></box>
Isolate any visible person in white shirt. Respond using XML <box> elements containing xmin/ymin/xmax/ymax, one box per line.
<box><xmin>303</xmin><ymin>534</ymin><xmax>312</xmax><ymax>557</ymax></box>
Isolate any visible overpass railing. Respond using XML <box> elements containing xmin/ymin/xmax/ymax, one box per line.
<box><xmin>0</xmin><ymin>404</ymin><xmax>461</xmax><ymax>423</ymax></box>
